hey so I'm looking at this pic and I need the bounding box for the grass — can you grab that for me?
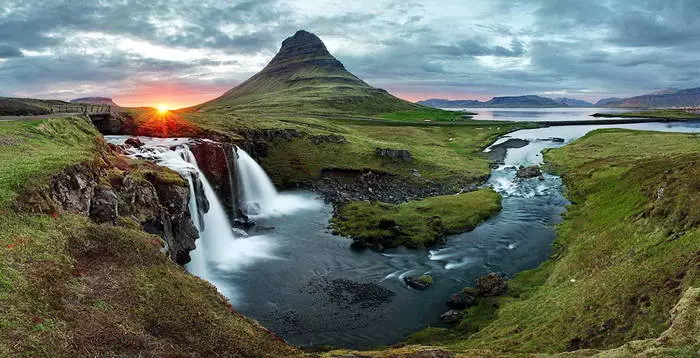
[592,109,700,120]
[0,117,302,357]
[380,108,475,122]
[404,129,699,354]
[185,111,529,189]
[331,188,502,248]
[0,117,101,207]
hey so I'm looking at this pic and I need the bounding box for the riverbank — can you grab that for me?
[592,109,700,120]
[407,128,699,354]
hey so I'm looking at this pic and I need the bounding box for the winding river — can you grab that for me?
[108,113,700,350]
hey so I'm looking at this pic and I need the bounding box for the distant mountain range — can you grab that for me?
[604,88,700,108]
[418,95,593,108]
[71,97,120,107]
[420,87,700,109]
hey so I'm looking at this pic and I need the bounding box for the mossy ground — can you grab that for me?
[0,117,301,357]
[408,129,699,354]
[185,111,530,188]
[331,188,501,248]
[0,117,100,207]
[592,109,700,120]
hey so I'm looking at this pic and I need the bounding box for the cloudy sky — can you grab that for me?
[0,0,699,108]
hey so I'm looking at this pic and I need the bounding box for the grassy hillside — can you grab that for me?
[406,129,699,354]
[0,97,67,116]
[0,117,301,357]
[187,111,526,189]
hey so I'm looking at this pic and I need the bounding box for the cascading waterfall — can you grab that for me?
[148,147,239,279]
[234,147,278,216]
[232,146,322,218]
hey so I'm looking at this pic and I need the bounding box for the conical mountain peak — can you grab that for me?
[266,30,341,69]
[201,30,420,115]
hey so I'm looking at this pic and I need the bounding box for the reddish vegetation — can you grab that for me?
[133,109,200,137]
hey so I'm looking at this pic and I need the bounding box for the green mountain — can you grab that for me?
[197,30,421,115]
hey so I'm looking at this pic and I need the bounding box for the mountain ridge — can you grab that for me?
[418,95,593,108]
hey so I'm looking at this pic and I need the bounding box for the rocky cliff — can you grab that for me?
[17,148,200,265]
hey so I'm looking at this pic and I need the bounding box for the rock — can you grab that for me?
[124,137,144,148]
[311,134,348,145]
[50,166,96,214]
[405,275,433,290]
[89,189,118,224]
[440,310,463,324]
[411,169,421,177]
[538,174,545,181]
[516,165,542,179]
[548,137,565,143]
[475,273,508,297]
[446,288,478,309]
[190,140,236,216]
[375,148,413,162]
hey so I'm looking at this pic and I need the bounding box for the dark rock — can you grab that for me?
[375,148,413,162]
[487,138,530,162]
[124,137,144,148]
[516,165,542,179]
[549,137,565,143]
[190,140,236,216]
[475,273,508,297]
[401,349,455,358]
[538,174,546,181]
[305,277,395,308]
[405,275,433,290]
[49,165,97,214]
[311,134,348,145]
[440,310,463,324]
[446,288,478,309]
[89,189,118,224]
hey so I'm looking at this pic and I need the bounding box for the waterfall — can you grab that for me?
[234,147,279,216]
[156,147,239,279]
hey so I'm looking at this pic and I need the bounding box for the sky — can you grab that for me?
[0,0,699,108]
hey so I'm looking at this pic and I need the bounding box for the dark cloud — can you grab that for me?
[1,0,700,103]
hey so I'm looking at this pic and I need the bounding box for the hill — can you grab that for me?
[418,95,592,108]
[196,30,422,116]
[71,96,120,107]
[0,97,67,116]
[610,87,700,108]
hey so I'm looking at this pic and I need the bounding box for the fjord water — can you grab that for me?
[105,117,699,349]
[454,107,629,122]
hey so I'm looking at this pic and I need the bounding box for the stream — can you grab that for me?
[106,117,700,350]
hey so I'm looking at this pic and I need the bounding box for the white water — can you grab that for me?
[234,147,321,217]
[102,137,281,298]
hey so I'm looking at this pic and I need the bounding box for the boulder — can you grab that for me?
[375,148,413,162]
[446,288,478,309]
[516,165,542,179]
[405,275,433,290]
[440,310,463,324]
[124,137,144,148]
[476,273,508,297]
[89,189,118,224]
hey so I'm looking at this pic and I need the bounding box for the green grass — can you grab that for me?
[592,109,700,120]
[380,108,475,122]
[186,111,528,189]
[331,189,501,248]
[0,117,101,207]
[408,129,699,354]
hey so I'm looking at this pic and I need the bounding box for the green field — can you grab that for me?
[405,129,699,355]
[592,109,700,120]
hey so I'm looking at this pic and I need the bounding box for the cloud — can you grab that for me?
[1,0,700,104]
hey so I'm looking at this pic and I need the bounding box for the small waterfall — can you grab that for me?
[234,147,279,216]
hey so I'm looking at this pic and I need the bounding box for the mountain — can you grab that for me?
[71,97,120,107]
[594,97,623,106]
[419,95,570,108]
[198,30,420,115]
[554,97,593,107]
[610,87,700,108]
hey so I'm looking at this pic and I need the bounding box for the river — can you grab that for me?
[106,112,700,350]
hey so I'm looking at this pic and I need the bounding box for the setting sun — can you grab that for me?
[156,104,169,113]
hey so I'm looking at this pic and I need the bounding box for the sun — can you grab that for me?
[156,104,169,113]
